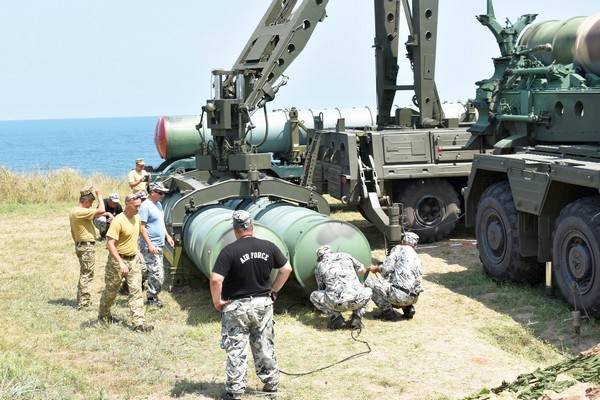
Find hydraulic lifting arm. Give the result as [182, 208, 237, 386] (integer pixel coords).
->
[195, 0, 447, 249]
[202, 0, 330, 172]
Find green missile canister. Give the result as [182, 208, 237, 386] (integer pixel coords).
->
[233, 198, 373, 293]
[519, 14, 600, 74]
[163, 194, 289, 280]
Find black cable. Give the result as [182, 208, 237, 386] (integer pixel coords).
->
[278, 327, 371, 377]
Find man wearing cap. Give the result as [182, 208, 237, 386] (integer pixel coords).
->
[210, 210, 292, 400]
[128, 158, 149, 194]
[98, 193, 153, 332]
[69, 186, 106, 309]
[366, 232, 423, 320]
[93, 193, 123, 240]
[310, 246, 373, 330]
[139, 182, 173, 308]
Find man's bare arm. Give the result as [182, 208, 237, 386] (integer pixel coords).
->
[93, 189, 105, 217]
[210, 272, 230, 312]
[271, 262, 292, 293]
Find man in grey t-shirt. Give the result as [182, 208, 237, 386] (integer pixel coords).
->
[139, 182, 173, 307]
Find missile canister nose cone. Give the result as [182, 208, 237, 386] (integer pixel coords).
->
[574, 14, 600, 76]
[519, 14, 600, 76]
[154, 116, 167, 160]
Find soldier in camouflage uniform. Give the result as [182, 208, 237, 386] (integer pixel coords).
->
[310, 246, 373, 330]
[210, 211, 293, 400]
[366, 232, 423, 320]
[69, 186, 106, 309]
[98, 193, 153, 332]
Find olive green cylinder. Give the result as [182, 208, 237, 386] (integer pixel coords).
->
[154, 116, 203, 161]
[232, 198, 373, 294]
[162, 194, 289, 280]
[519, 15, 600, 75]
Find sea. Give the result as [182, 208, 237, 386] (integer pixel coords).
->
[0, 116, 163, 177]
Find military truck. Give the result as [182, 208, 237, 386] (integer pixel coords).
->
[152, 0, 482, 243]
[464, 2, 600, 315]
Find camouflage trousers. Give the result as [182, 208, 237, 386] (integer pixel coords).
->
[98, 255, 145, 326]
[310, 286, 372, 318]
[75, 242, 95, 307]
[141, 247, 164, 298]
[365, 276, 418, 311]
[220, 296, 278, 396]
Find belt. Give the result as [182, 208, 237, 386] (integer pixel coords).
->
[229, 293, 270, 301]
[119, 253, 137, 260]
[76, 241, 95, 245]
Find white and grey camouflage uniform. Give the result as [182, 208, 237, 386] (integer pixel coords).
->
[366, 232, 423, 310]
[141, 249, 164, 298]
[310, 251, 372, 318]
[221, 296, 278, 395]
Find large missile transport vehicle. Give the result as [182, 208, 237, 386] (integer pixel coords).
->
[159, 0, 402, 288]
[464, 2, 600, 315]
[153, 0, 481, 244]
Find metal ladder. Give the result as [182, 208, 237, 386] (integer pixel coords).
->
[300, 131, 322, 187]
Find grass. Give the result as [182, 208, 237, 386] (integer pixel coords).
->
[0, 365, 42, 400]
[0, 167, 128, 204]
[0, 170, 599, 399]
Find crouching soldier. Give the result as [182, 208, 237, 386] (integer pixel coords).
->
[310, 246, 372, 330]
[366, 232, 423, 320]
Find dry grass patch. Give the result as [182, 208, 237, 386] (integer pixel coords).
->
[0, 167, 128, 204]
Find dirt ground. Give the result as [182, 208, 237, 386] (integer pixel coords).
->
[0, 203, 598, 400]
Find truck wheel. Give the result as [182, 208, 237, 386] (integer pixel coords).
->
[395, 179, 460, 243]
[475, 181, 543, 283]
[552, 197, 600, 317]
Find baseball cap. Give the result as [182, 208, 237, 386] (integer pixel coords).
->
[232, 210, 252, 230]
[316, 245, 331, 260]
[149, 182, 169, 193]
[135, 158, 145, 165]
[80, 186, 95, 199]
[125, 191, 147, 202]
[402, 232, 420, 246]
[108, 193, 120, 203]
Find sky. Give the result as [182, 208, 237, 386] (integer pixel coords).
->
[0, 0, 597, 120]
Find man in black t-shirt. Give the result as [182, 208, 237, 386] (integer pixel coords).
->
[93, 193, 123, 239]
[210, 210, 292, 400]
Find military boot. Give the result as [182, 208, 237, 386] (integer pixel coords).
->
[132, 323, 154, 333]
[220, 392, 242, 400]
[146, 296, 163, 308]
[262, 382, 278, 393]
[350, 313, 363, 330]
[373, 308, 401, 321]
[327, 315, 345, 330]
[402, 305, 416, 319]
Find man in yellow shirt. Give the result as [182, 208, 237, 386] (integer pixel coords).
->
[69, 186, 106, 309]
[128, 158, 149, 194]
[98, 193, 153, 332]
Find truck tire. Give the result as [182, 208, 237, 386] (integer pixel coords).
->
[552, 197, 600, 317]
[475, 181, 543, 283]
[395, 179, 460, 243]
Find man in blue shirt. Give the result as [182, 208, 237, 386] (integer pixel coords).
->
[139, 182, 174, 307]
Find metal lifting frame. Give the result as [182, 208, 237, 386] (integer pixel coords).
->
[374, 0, 444, 128]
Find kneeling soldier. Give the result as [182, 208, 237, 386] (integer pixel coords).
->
[366, 232, 423, 320]
[310, 246, 372, 330]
